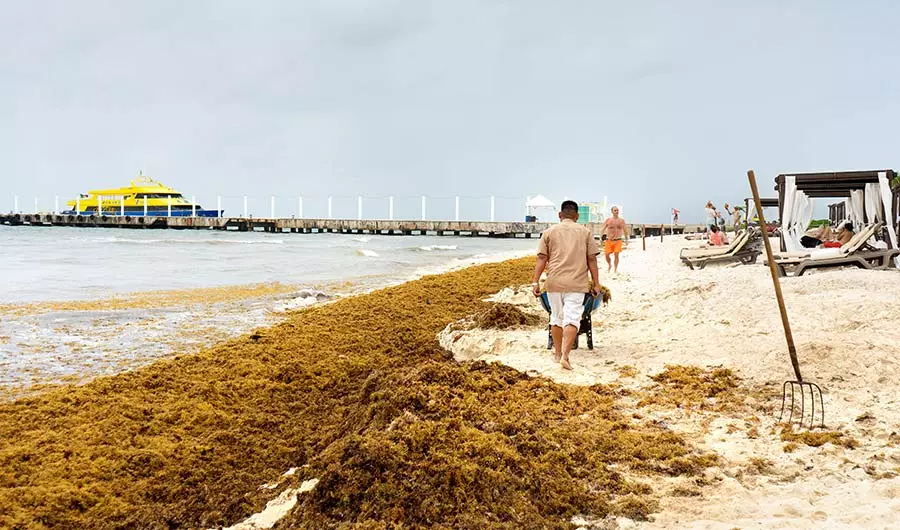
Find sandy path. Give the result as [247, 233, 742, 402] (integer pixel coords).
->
[442, 236, 900, 528]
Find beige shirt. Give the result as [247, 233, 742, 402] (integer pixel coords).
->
[537, 219, 600, 292]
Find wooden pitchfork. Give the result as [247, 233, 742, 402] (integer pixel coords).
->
[748, 170, 824, 429]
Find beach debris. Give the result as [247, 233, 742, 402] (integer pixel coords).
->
[748, 169, 825, 429]
[780, 426, 858, 449]
[473, 303, 543, 329]
[637, 365, 743, 411]
[0, 257, 715, 528]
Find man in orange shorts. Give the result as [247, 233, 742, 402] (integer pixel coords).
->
[600, 206, 626, 273]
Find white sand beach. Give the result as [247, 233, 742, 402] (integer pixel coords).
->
[441, 235, 900, 528]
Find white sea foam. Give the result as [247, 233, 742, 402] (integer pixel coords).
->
[353, 236, 371, 243]
[416, 245, 459, 251]
[356, 249, 379, 257]
[90, 236, 284, 245]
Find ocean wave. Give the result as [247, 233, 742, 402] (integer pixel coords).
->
[357, 249, 379, 257]
[415, 245, 459, 251]
[90, 237, 284, 245]
[353, 236, 371, 243]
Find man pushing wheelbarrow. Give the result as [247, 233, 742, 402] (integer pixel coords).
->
[532, 200, 604, 370]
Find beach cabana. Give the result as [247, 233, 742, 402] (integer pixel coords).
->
[774, 170, 900, 260]
[743, 197, 779, 224]
[525, 195, 556, 222]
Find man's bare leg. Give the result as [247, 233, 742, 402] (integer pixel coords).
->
[551, 325, 563, 362]
[560, 324, 578, 370]
[605, 252, 612, 272]
[613, 252, 620, 273]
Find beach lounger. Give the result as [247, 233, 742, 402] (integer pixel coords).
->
[538, 292, 598, 350]
[680, 229, 761, 270]
[768, 223, 900, 276]
[679, 231, 749, 260]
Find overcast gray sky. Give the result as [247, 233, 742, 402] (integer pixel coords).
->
[2, 0, 899, 222]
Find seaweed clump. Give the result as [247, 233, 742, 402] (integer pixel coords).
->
[780, 427, 859, 449]
[638, 365, 743, 411]
[473, 303, 543, 330]
[288, 361, 713, 528]
[0, 258, 713, 529]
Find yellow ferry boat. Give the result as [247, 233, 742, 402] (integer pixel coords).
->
[63, 174, 221, 217]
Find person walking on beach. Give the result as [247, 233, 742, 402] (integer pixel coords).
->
[599, 206, 626, 273]
[704, 202, 717, 238]
[532, 200, 601, 370]
[732, 206, 744, 231]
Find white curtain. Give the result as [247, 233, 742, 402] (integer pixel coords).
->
[864, 183, 882, 225]
[848, 189, 865, 231]
[779, 176, 813, 253]
[789, 190, 813, 252]
[782, 176, 800, 252]
[877, 172, 900, 266]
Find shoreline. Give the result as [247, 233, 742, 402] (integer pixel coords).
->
[0, 248, 534, 401]
[0, 253, 714, 529]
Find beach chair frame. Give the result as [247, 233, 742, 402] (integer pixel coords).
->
[681, 228, 762, 270]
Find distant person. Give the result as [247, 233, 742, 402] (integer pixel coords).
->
[716, 209, 727, 231]
[672, 207, 680, 225]
[532, 200, 601, 370]
[723, 203, 733, 218]
[708, 225, 726, 246]
[705, 202, 717, 234]
[599, 205, 626, 273]
[732, 206, 744, 231]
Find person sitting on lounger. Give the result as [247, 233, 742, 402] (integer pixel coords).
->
[800, 224, 833, 248]
[708, 224, 725, 246]
[832, 223, 854, 246]
[802, 223, 853, 249]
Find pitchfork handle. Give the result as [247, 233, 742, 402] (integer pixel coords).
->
[748, 170, 803, 382]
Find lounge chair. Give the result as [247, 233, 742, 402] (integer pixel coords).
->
[537, 292, 599, 350]
[768, 223, 900, 276]
[680, 229, 761, 270]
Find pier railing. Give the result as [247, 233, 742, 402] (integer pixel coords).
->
[3, 194, 579, 223]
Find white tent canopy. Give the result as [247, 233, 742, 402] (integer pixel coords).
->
[525, 195, 555, 208]
[525, 195, 557, 222]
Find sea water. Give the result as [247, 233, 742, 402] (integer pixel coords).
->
[0, 226, 537, 302]
[0, 226, 538, 397]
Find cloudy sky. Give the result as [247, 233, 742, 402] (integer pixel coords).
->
[2, 0, 899, 222]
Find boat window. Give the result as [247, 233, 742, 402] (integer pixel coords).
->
[134, 193, 184, 199]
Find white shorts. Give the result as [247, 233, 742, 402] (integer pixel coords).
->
[547, 292, 584, 329]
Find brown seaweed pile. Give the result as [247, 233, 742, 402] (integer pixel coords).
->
[638, 365, 743, 411]
[473, 302, 543, 329]
[780, 426, 859, 449]
[0, 258, 712, 529]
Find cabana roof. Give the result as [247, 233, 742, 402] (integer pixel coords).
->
[774, 169, 896, 198]
[744, 197, 779, 208]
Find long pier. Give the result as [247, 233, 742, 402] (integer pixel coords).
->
[0, 213, 704, 238]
